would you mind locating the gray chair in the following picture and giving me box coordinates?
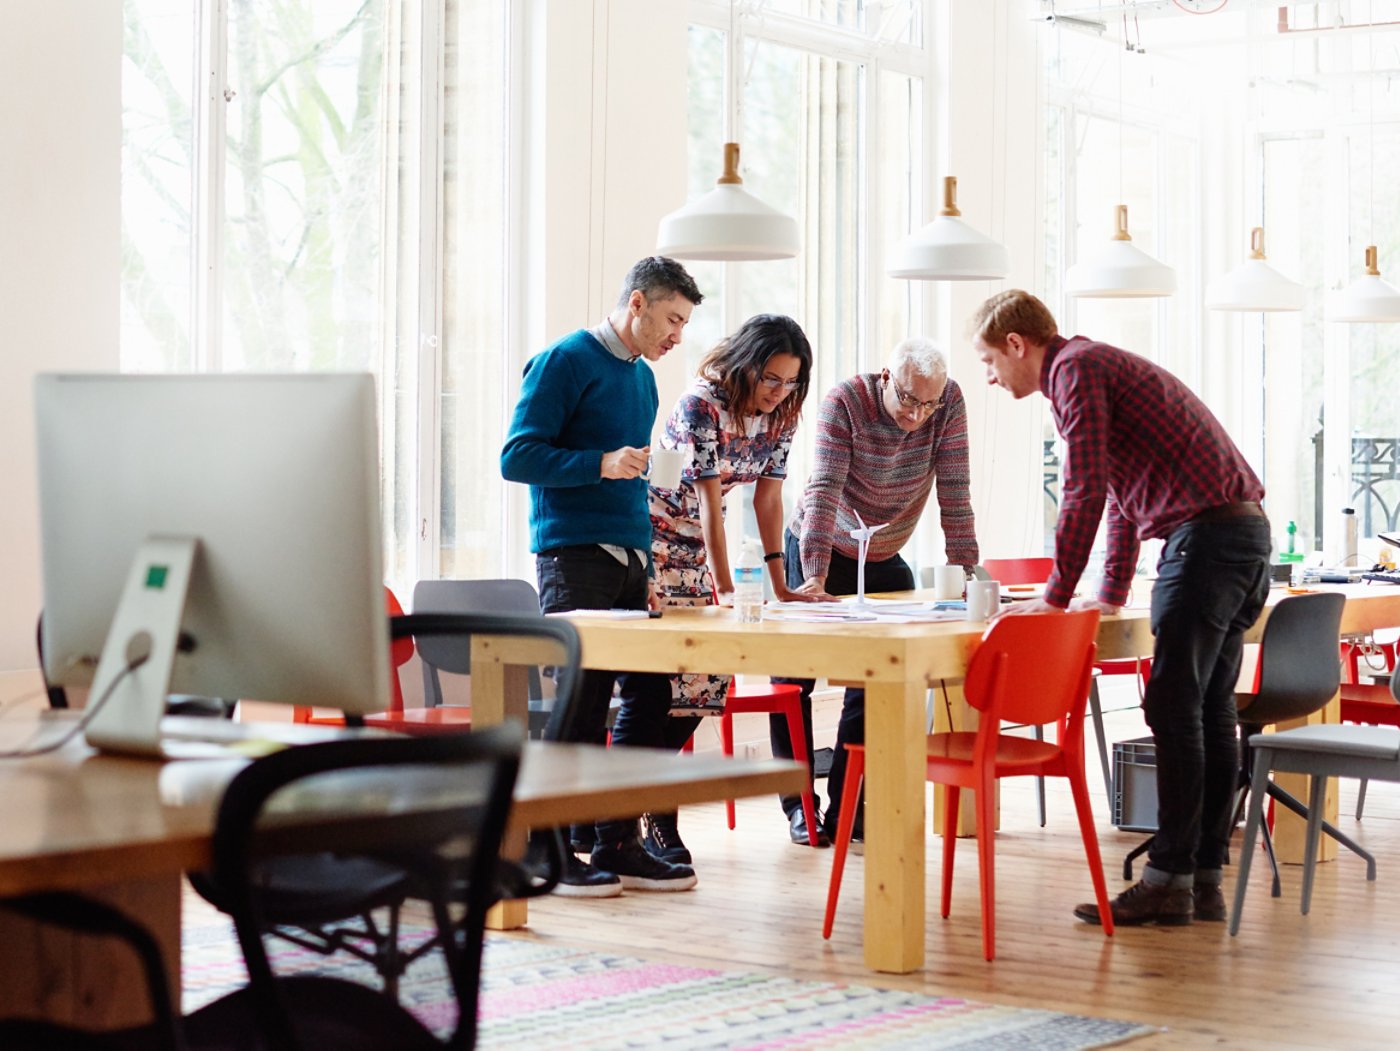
[1230,719,1399,935]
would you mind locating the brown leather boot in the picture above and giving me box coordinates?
[1192,882,1227,922]
[1074,879,1193,926]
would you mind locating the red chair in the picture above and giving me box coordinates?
[982,557,1145,807]
[719,679,821,846]
[823,610,1112,961]
[1339,635,1399,818]
[295,586,474,734]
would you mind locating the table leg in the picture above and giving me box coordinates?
[863,678,927,973]
[472,652,533,929]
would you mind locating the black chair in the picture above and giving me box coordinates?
[1123,592,1356,892]
[0,726,524,1050]
[187,611,581,996]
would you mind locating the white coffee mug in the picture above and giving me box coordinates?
[643,447,685,490]
[932,565,965,600]
[966,579,1001,621]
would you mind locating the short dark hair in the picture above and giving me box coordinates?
[969,289,1058,348]
[698,314,812,437]
[616,256,704,310]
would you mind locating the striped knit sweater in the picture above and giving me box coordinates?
[789,373,979,580]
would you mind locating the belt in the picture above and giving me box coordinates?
[1189,500,1266,524]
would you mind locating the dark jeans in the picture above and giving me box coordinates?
[536,544,672,845]
[1143,516,1271,878]
[771,529,914,832]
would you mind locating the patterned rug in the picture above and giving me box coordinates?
[182,909,1156,1049]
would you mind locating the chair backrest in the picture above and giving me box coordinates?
[392,611,583,743]
[210,723,524,1049]
[1244,592,1347,726]
[385,585,414,713]
[980,557,1054,586]
[412,579,543,702]
[963,609,1101,733]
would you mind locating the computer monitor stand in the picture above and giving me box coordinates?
[84,536,199,757]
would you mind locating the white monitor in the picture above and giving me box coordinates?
[35,373,390,756]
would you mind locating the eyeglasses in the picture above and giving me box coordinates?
[886,374,942,415]
[758,374,801,391]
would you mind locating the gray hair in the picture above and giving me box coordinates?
[889,337,948,381]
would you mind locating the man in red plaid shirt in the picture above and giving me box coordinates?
[970,289,1271,928]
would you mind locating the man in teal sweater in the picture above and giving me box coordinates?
[502,256,703,896]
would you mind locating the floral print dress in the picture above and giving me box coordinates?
[648,380,795,713]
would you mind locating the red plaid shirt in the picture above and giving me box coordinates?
[1042,335,1264,608]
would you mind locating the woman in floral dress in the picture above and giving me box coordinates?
[626,313,819,863]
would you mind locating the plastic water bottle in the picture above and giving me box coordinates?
[733,538,765,624]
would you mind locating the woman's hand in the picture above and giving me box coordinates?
[714,587,735,608]
[790,578,839,602]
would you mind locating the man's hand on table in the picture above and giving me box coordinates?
[792,577,840,603]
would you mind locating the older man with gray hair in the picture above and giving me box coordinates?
[771,337,980,846]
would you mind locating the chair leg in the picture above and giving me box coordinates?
[1123,835,1152,882]
[1258,810,1282,898]
[1266,781,1377,880]
[1087,680,1114,804]
[822,748,865,939]
[1355,777,1369,821]
[1230,748,1274,936]
[1032,725,1047,828]
[976,774,997,961]
[1301,773,1328,915]
[1066,765,1114,938]
[721,709,736,830]
[940,786,960,919]
[782,701,820,847]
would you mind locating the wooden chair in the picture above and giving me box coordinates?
[822,609,1113,961]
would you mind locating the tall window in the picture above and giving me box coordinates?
[686,0,926,532]
[120,1,508,589]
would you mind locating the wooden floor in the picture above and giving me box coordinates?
[502,691,1400,1050]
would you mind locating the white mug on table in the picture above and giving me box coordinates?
[966,579,1001,621]
[932,565,965,600]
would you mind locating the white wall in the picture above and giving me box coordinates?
[0,4,121,695]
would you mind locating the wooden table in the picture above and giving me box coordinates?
[0,719,803,1026]
[479,583,1400,974]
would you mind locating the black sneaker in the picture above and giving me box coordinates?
[569,825,598,856]
[642,812,692,865]
[592,837,697,892]
[551,852,622,899]
[1074,879,1193,927]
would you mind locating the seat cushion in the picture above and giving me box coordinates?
[1250,724,1400,760]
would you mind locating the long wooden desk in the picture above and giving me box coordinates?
[0,719,803,1026]
[472,584,1400,974]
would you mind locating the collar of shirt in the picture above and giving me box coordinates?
[593,318,638,363]
[1039,334,1069,396]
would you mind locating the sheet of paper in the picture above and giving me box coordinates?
[549,609,651,620]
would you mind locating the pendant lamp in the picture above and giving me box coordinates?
[1327,245,1400,322]
[655,142,799,262]
[887,176,1010,280]
[1206,228,1303,312]
[1065,204,1176,298]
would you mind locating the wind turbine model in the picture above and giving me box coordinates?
[847,510,889,609]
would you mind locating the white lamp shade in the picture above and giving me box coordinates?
[887,175,1009,281]
[1206,228,1302,312]
[887,215,1010,280]
[1326,274,1400,322]
[1065,205,1175,298]
[1326,246,1400,322]
[1205,259,1304,311]
[655,182,799,261]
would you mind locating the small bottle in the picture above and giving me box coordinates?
[733,538,765,624]
[1341,507,1359,567]
[1279,520,1303,563]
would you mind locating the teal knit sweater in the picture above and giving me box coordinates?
[501,328,658,555]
